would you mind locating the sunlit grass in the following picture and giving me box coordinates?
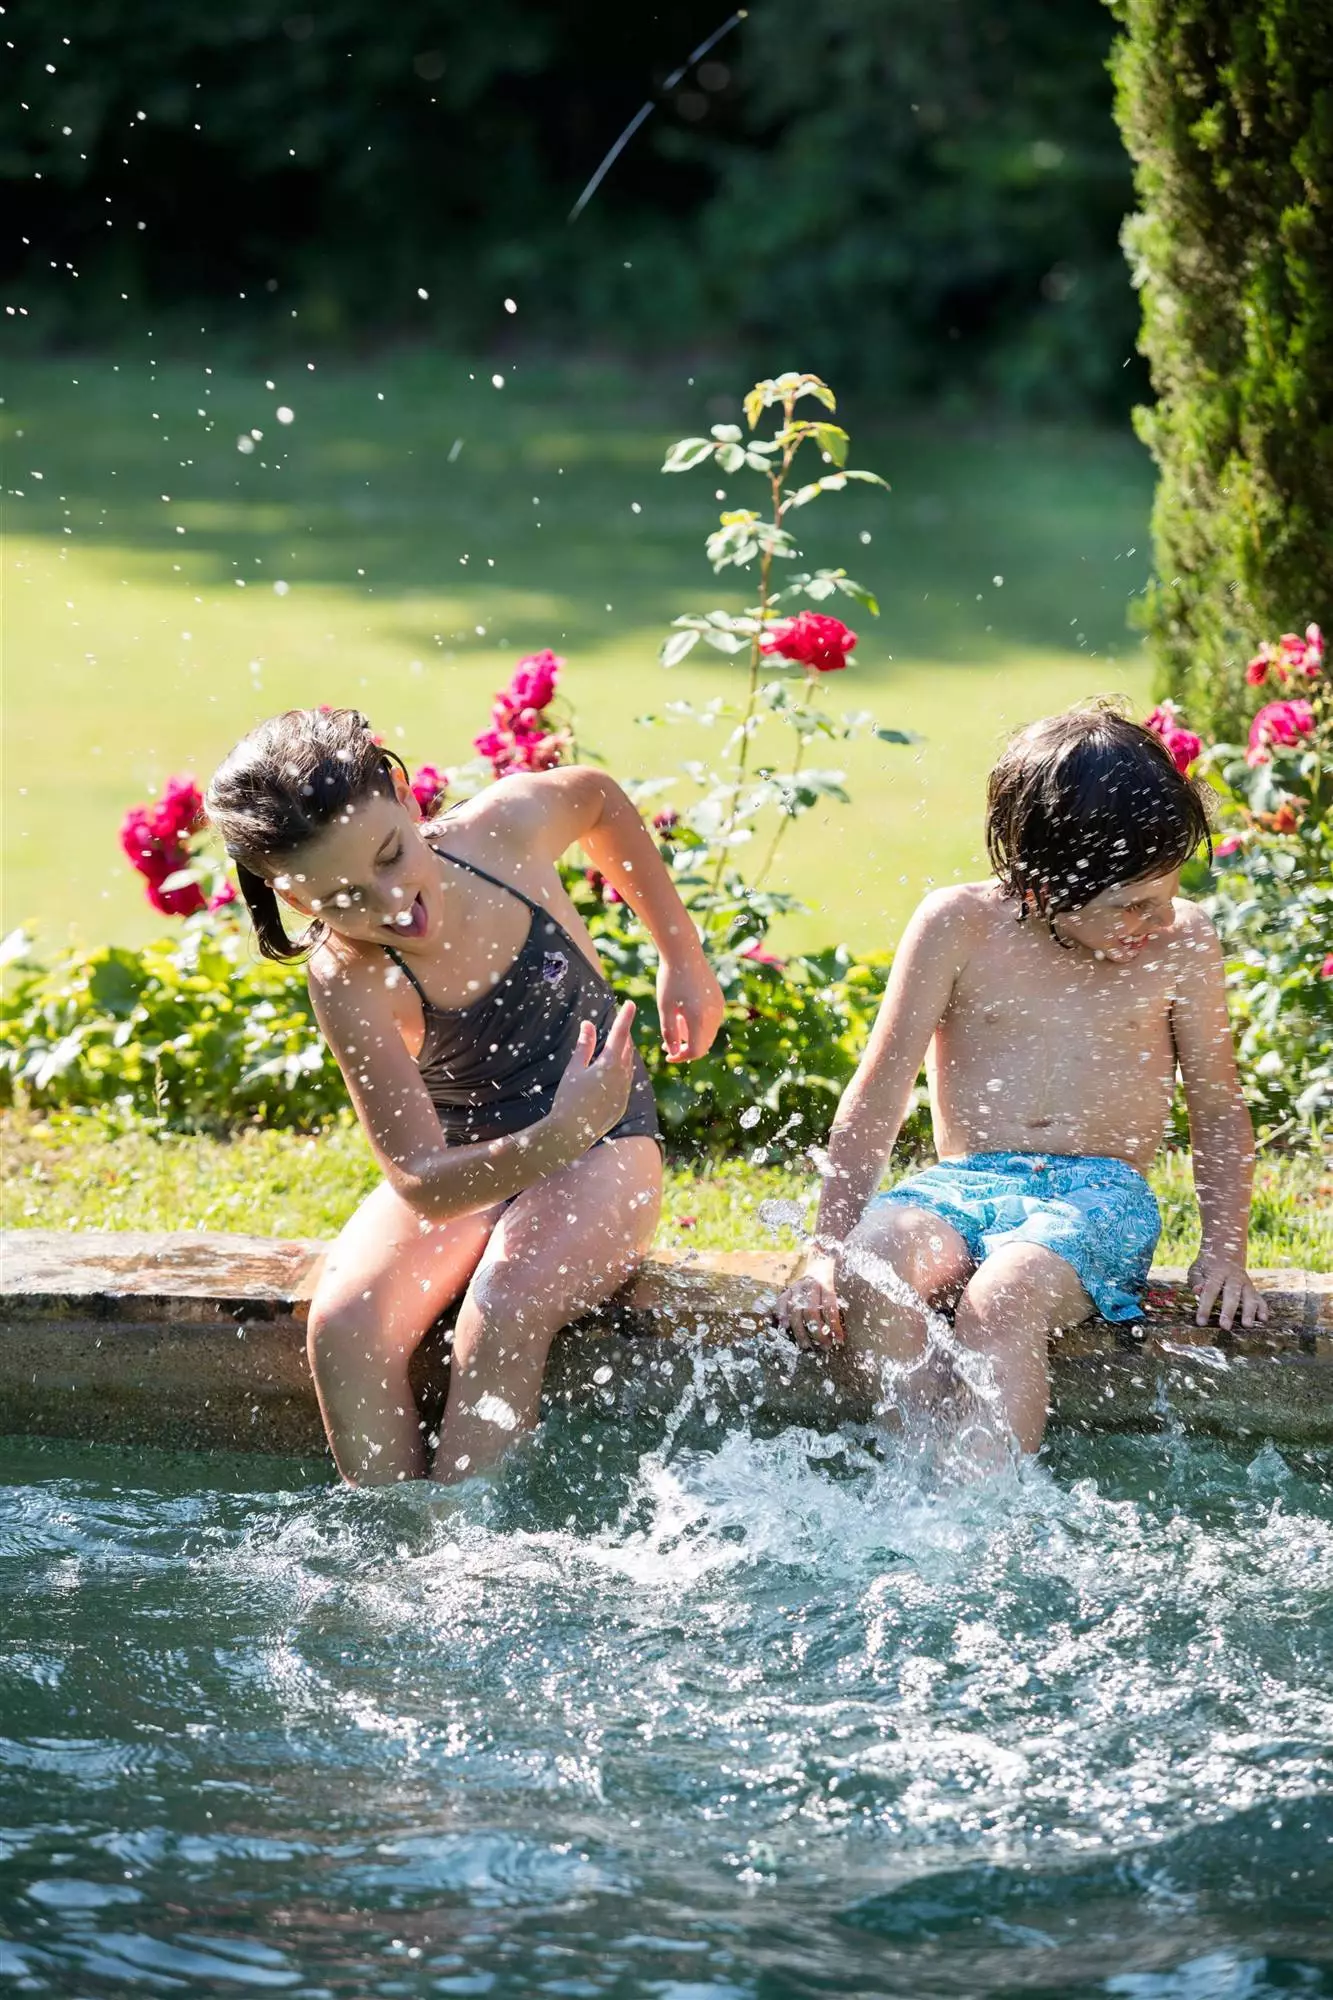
[5,1113,1328,1271]
[4,349,1154,956]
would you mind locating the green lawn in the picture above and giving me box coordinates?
[3,348,1154,956]
[4,1114,1329,1271]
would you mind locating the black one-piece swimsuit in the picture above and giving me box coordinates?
[385,842,662,1151]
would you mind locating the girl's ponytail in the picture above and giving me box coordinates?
[235,861,322,963]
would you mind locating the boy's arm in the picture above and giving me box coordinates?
[501,766,724,1061]
[1170,907,1269,1331]
[777,890,971,1346]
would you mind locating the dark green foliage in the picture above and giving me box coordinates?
[695,0,1139,412]
[1109,0,1333,732]
[0,910,921,1158]
[3,0,1136,407]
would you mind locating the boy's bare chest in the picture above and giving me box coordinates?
[945,939,1179,1060]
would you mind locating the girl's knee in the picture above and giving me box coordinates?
[306,1293,383,1382]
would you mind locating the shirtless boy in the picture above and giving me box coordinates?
[776,705,1268,1455]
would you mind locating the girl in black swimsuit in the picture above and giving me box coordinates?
[207,706,723,1486]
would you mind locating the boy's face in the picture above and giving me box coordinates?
[1050,866,1182,961]
[271,775,442,948]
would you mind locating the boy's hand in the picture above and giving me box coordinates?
[657,954,725,1061]
[774,1252,845,1350]
[1187,1252,1270,1332]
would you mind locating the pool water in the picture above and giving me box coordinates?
[2,1399,1332,1999]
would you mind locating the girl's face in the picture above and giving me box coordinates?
[271,774,442,947]
[1049,866,1182,961]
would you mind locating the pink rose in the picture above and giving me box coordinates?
[1321,954,1333,980]
[1213,834,1244,860]
[208,881,238,912]
[652,807,680,836]
[1143,702,1201,774]
[741,938,785,968]
[1245,651,1271,687]
[585,866,622,905]
[508,649,562,713]
[410,763,446,815]
[759,611,857,674]
[1302,623,1324,676]
[1246,698,1315,766]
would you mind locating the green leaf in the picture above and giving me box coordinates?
[660,628,701,666]
[842,468,891,490]
[827,572,880,614]
[710,423,743,443]
[662,437,713,473]
[874,727,923,744]
[715,443,747,473]
[813,423,850,466]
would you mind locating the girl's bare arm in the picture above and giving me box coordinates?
[308,952,636,1224]
[1169,906,1268,1330]
[499,766,725,1059]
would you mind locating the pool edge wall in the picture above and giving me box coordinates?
[1,1230,1331,1461]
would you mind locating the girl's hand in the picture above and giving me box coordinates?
[657,954,725,1061]
[548,1004,636,1154]
[774,1253,845,1350]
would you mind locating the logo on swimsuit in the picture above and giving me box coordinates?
[541,950,568,986]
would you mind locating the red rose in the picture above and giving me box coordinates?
[119,800,207,916]
[759,611,857,674]
[1321,954,1333,980]
[151,776,205,843]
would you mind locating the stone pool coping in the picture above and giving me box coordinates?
[1,1230,1330,1458]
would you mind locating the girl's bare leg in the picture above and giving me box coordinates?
[839,1203,975,1414]
[306,1180,506,1485]
[432,1137,663,1483]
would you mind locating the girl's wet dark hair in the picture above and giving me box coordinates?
[986,703,1212,938]
[205,707,414,961]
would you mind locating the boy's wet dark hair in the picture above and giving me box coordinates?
[206,707,415,961]
[986,704,1211,935]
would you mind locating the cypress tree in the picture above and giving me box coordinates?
[1109,1,1333,734]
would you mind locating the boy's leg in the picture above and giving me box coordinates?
[951,1242,1094,1456]
[306,1180,506,1485]
[432,1136,663,1483]
[838,1203,975,1411]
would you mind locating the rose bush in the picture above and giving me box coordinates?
[474,650,570,777]
[1163,622,1331,1144]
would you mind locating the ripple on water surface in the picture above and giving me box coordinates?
[1,1411,1331,1999]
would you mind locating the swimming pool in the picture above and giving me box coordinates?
[2,1400,1331,1998]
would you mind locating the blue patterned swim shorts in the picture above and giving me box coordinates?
[870,1152,1161,1322]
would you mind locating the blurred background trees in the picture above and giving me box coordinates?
[1110,0,1333,734]
[3,0,1139,412]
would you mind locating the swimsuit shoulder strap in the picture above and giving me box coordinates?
[383,943,427,999]
[430,843,548,921]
